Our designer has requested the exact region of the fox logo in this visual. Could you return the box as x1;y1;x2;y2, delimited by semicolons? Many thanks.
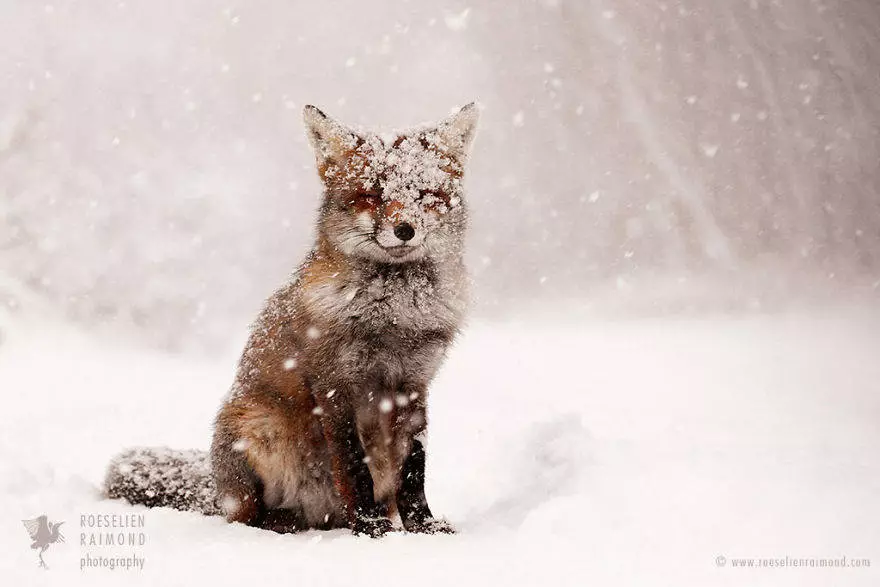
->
105;104;480;537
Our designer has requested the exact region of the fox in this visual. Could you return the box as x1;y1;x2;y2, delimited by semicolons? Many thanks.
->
104;103;480;537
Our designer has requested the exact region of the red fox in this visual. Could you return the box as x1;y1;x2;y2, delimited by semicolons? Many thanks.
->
104;103;479;537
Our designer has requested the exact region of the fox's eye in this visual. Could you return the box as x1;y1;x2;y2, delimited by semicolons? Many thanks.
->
420;190;451;210
350;192;381;211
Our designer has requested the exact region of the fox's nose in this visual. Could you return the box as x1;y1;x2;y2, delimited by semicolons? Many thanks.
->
393;222;415;242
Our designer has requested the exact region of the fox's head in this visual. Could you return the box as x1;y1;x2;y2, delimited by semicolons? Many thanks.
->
304;104;479;264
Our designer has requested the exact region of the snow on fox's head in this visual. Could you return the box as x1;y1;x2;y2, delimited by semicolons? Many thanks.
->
304;104;479;264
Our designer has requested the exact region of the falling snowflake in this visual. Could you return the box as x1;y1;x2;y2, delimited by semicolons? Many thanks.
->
444;7;470;31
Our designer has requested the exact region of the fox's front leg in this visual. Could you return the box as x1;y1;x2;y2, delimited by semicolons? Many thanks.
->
396;402;455;534
315;389;392;537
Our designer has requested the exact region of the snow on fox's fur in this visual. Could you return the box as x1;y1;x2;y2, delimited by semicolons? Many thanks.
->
105;104;479;537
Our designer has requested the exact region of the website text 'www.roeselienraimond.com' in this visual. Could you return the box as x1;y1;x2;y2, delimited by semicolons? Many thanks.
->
715;554;871;570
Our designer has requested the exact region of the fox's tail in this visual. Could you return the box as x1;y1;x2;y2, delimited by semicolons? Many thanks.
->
104;447;221;516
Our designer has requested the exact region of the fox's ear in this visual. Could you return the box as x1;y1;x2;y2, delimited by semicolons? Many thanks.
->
303;105;356;167
437;102;480;160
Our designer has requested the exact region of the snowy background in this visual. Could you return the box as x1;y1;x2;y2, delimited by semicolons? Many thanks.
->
1;0;879;585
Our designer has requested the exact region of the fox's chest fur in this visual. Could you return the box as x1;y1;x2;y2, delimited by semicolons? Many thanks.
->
303;259;467;334
289;257;467;502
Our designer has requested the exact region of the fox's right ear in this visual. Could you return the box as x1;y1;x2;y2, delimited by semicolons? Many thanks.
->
303;105;356;169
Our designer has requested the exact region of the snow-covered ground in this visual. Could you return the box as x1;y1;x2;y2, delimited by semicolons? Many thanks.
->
2;308;879;586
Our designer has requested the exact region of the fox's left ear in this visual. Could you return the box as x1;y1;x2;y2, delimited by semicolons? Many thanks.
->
303;105;357;168
437;102;480;160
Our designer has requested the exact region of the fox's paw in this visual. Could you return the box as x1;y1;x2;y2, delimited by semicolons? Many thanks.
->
403;518;456;535
351;516;393;538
